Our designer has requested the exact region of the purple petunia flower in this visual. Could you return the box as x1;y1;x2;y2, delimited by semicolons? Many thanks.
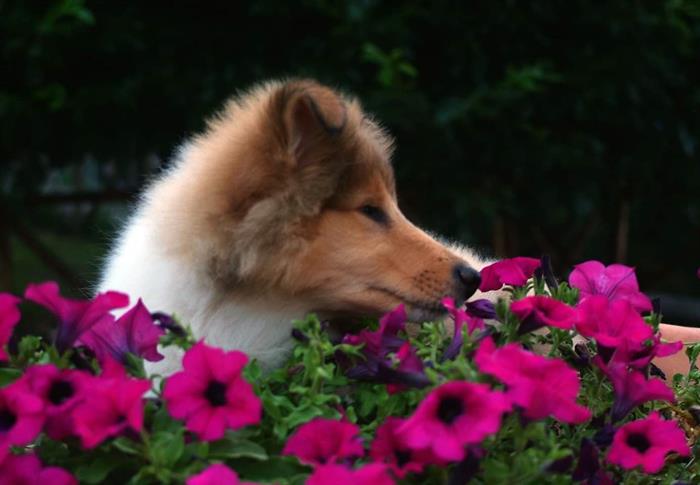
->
479;257;541;292
475;337;591;424
607;412;689;474
465;299;496;319
610;335;683;370
0;293;20;362
397;381;511;462
386;343;426;394
24;281;129;352
342;305;407;378
510;295;577;334
442;297;484;361
594;359;675;422
283;418;364;466
569;260;652;313
78;299;164;364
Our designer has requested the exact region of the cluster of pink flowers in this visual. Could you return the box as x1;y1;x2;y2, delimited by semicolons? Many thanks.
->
477;257;691;476
0;254;694;482
0;282;263;482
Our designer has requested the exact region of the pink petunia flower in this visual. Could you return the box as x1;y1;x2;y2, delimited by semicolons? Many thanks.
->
475;337;591;424
370;417;441;478
510;296;577;334
283;417;364;466
72;361;150;448
78;299;164;364
0;453;76;485
306;463;395;485
22;364;93;440
0;293;20;362
163;341;261;441
607;412;690;474
397;381;511;462
24;281;129;352
0;381;44;464
478;257;540;292
186;463;256;485
569;260;652;313
386;343;425;394
442;297;484;360
594;359;674;422
575;296;653;351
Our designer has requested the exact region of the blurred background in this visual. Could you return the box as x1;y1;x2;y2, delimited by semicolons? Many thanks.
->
2;1;700;325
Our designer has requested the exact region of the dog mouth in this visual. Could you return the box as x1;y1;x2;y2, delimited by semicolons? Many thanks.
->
367;286;449;321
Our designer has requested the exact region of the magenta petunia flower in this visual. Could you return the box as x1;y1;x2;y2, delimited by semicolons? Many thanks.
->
386;343;425;394
370;417;441;478
607;412;690;474
283;417;364;466
72;362;150;448
442;297;484;361
22;364;93;440
0;380;44;464
569;260;652;313
0;293;20;362
594;359;674;422
78;299;164;364
575;296;653;351
509;296;577;334
163;341;261;441
397;381;511;462
610;335;683;370
475;337;591;423
0;453;77;485
24;281;129;352
306;463;395;485
478;257;540;292
186;463;255;485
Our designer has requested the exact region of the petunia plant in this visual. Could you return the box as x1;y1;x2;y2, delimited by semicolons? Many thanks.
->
0;258;699;484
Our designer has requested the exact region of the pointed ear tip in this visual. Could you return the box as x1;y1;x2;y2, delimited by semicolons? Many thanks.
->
291;84;347;135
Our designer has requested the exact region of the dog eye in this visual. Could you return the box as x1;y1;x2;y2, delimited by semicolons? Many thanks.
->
359;205;388;225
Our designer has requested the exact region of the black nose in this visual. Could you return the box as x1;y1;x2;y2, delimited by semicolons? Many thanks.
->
452;264;481;300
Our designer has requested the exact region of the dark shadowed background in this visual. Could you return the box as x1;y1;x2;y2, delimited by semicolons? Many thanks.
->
2;1;699;325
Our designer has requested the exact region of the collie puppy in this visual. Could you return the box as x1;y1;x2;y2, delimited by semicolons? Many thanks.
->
98;79;490;375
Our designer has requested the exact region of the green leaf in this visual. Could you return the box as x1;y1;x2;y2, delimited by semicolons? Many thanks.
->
75;455;122;484
112;437;143;455
149;430;185;467
0;367;22;386
209;438;268;461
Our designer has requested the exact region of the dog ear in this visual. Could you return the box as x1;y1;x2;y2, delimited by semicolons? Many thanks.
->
282;82;347;167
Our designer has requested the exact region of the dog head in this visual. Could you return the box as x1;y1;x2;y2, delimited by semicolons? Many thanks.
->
152;79;481;321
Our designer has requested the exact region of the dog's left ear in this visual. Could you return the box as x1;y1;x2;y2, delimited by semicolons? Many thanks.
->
282;81;347;167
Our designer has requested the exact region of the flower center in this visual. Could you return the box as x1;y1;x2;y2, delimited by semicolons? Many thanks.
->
626;432;651;453
204;380;228;407
395;449;411;467
437;396;464;425
0;409;17;432
48;379;75;405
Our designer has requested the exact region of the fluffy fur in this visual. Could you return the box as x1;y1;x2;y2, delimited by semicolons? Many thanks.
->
99;79;492;375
